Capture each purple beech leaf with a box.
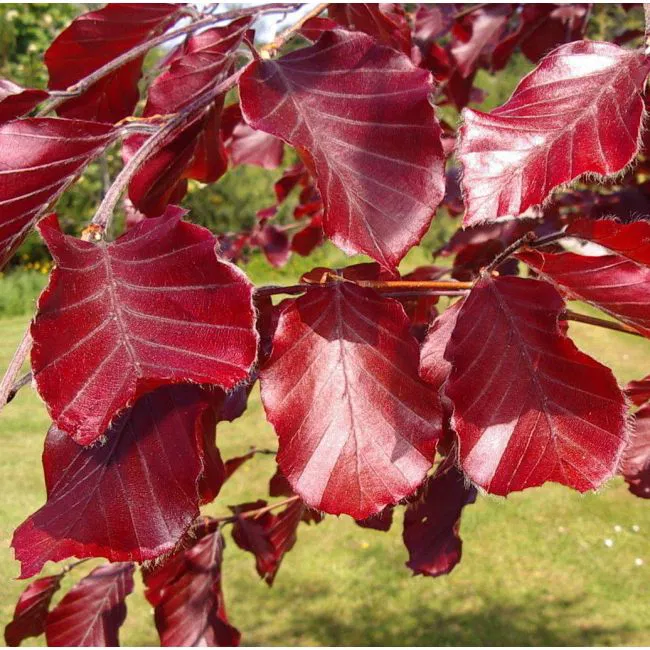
[519,218,650,338]
[12,385,218,579]
[45,4,182,122]
[240,30,445,270]
[260,282,441,519]
[0,79,48,122]
[144,529,240,646]
[31,208,257,445]
[45,563,135,647]
[459,42,650,225]
[0,118,114,269]
[403,459,477,577]
[444,275,628,495]
[4,575,62,647]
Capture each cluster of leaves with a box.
[2,2,650,646]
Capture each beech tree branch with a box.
[260,3,329,56]
[563,310,645,338]
[217,496,301,525]
[0,328,32,412]
[91,68,246,232]
[36,3,301,117]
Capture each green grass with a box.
[1,302,649,645]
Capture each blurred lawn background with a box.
[1,3,649,647]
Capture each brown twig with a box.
[6,372,32,404]
[0,328,32,412]
[218,496,300,525]
[562,310,645,338]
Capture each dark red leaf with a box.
[4,575,61,647]
[144,529,240,647]
[291,216,324,257]
[459,42,650,226]
[31,208,257,444]
[45,563,135,647]
[231,498,305,585]
[0,80,48,122]
[45,4,181,122]
[328,4,412,54]
[240,30,445,269]
[259,282,441,519]
[626,375,650,407]
[224,450,257,480]
[221,103,284,169]
[403,459,477,577]
[444,275,627,495]
[492,4,590,71]
[127,19,249,215]
[0,118,114,269]
[519,218,650,338]
[12,386,217,579]
[268,467,294,497]
[450,5,512,78]
[621,405,650,498]
[355,506,394,532]
[253,224,291,268]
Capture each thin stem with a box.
[36,3,301,116]
[6,372,32,405]
[529,231,567,249]
[255,279,474,297]
[260,2,329,55]
[563,310,644,338]
[91,68,245,231]
[486,231,537,272]
[453,3,489,20]
[645,3,650,49]
[217,496,301,526]
[0,328,32,412]
[62,558,91,574]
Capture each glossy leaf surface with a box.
[444,275,627,494]
[240,30,445,269]
[0,118,114,269]
[260,283,441,519]
[45,3,181,122]
[459,42,650,225]
[32,209,257,444]
[12,386,215,579]
[45,563,134,647]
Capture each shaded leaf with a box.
[4,575,61,647]
[626,374,650,407]
[45,563,134,647]
[260,282,441,519]
[240,30,445,269]
[221,102,284,169]
[0,118,114,269]
[444,275,627,495]
[144,529,240,646]
[45,3,181,122]
[420,300,463,389]
[355,506,394,532]
[403,459,477,577]
[459,42,650,225]
[230,499,305,586]
[12,386,217,579]
[31,208,257,445]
